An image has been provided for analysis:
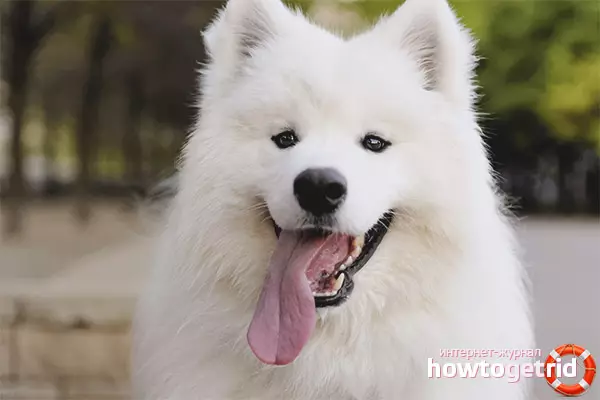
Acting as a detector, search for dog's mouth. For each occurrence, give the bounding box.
[272,213,394,308]
[247,211,393,366]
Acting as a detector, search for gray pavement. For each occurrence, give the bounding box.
[519,218,599,399]
[0,205,598,399]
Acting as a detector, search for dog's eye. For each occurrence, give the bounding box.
[272,129,299,149]
[362,134,391,153]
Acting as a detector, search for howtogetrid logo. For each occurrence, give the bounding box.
[545,344,596,397]
[429,344,596,397]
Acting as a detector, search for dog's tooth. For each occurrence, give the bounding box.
[339,263,347,271]
[351,246,362,258]
[345,256,354,266]
[353,236,365,249]
[333,274,345,291]
[314,292,328,298]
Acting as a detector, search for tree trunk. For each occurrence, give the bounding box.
[3,1,36,237]
[42,111,58,194]
[123,72,144,191]
[74,17,112,223]
[5,76,28,236]
[2,0,62,235]
[557,143,576,214]
[586,158,600,214]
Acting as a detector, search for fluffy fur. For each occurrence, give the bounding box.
[133,0,534,398]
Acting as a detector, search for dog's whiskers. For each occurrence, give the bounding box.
[247,201,269,212]
[259,214,273,225]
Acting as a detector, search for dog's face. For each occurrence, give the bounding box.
[185,0,485,365]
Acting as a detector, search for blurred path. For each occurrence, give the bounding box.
[519,218,600,400]
[0,201,145,281]
[0,205,598,399]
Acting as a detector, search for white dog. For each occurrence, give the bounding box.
[133,0,534,398]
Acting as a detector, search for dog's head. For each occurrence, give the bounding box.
[182,0,487,365]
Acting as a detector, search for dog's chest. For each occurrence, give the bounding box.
[236,337,413,400]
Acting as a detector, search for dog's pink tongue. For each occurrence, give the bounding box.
[247,230,348,365]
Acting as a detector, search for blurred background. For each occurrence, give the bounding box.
[0,0,598,399]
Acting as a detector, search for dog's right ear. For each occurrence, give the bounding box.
[365,0,476,110]
[203,0,293,71]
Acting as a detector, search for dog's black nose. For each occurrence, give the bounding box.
[293,168,347,216]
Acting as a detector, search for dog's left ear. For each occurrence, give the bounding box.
[203,0,294,74]
[368,0,476,109]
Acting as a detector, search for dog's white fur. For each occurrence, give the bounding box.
[133,0,534,398]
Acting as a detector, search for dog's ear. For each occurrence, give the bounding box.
[368,0,476,108]
[203,0,293,69]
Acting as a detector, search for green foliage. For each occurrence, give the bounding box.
[338,0,600,152]
[535,1,600,150]
[284,0,313,14]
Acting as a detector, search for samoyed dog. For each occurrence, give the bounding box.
[133,0,533,398]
